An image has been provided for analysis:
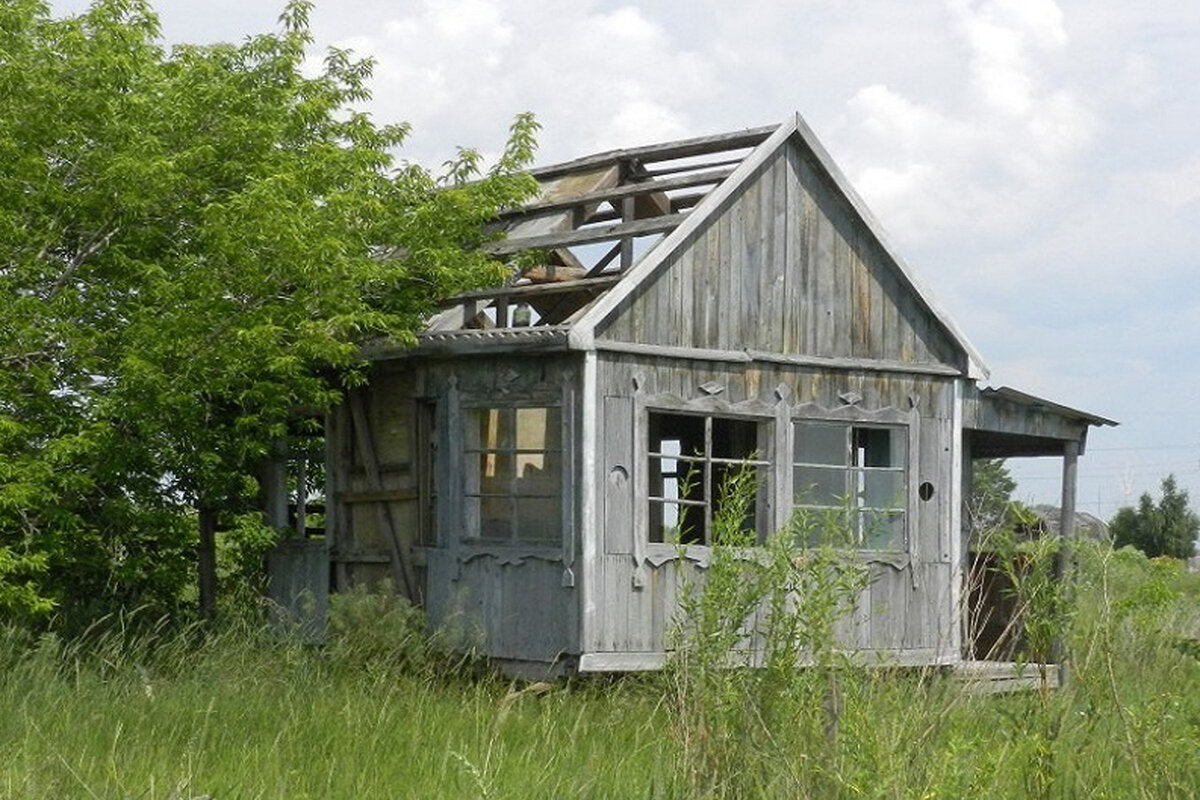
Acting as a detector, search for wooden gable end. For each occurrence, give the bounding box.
[594,136,968,373]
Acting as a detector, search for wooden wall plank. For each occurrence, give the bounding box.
[603,396,635,555]
[738,164,760,352]
[592,137,966,374]
[869,565,908,650]
[764,151,788,352]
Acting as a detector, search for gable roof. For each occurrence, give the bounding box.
[409,113,988,379]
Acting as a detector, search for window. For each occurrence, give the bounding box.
[647,411,770,545]
[792,421,907,550]
[464,406,562,544]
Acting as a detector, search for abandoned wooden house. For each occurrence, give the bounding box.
[269,113,1115,675]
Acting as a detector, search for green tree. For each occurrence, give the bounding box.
[1110,475,1199,560]
[968,458,1027,535]
[0,0,538,625]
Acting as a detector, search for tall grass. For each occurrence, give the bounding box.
[658,468,1200,798]
[3,524,1200,797]
[0,605,675,799]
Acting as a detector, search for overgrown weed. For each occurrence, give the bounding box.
[662,464,1200,798]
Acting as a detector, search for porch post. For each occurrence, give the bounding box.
[1055,439,1080,687]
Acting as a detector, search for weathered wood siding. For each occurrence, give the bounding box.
[588,352,959,663]
[329,354,583,666]
[596,141,965,372]
[425,550,573,662]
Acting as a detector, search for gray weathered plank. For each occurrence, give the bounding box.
[485,213,688,256]
[505,166,735,217]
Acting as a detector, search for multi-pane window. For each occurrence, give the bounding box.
[464,406,562,544]
[792,421,907,550]
[647,411,770,545]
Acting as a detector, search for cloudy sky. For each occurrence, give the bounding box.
[49,0,1200,517]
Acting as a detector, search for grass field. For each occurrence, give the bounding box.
[3,544,1200,799]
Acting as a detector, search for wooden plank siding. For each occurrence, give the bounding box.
[588,351,959,662]
[328,353,584,667]
[593,138,966,374]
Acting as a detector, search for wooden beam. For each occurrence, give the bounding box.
[584,242,622,277]
[339,488,419,504]
[412,329,572,357]
[589,340,964,376]
[620,196,635,270]
[669,192,708,212]
[483,212,687,256]
[529,126,774,179]
[640,157,744,178]
[504,166,734,217]
[442,274,620,304]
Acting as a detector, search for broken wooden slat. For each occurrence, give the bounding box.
[669,191,709,212]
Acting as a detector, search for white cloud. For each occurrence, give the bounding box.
[830,0,1095,252]
[601,100,690,149]
[1140,156,1200,211]
[307,1,720,166]
[41,0,1200,512]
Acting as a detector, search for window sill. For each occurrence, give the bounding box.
[644,542,911,570]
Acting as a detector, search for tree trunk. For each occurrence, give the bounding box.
[198,506,219,620]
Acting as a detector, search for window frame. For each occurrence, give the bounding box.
[459,399,568,547]
[636,396,920,561]
[788,403,919,555]
[640,400,776,551]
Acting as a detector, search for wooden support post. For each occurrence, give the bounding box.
[294,449,307,537]
[260,436,289,531]
[1055,439,1080,688]
[620,196,635,270]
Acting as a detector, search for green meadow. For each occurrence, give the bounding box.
[3,543,1199,799]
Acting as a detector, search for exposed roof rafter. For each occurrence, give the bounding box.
[427,113,993,382]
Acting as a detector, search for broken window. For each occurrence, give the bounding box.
[647,411,771,546]
[464,406,562,544]
[792,421,907,550]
